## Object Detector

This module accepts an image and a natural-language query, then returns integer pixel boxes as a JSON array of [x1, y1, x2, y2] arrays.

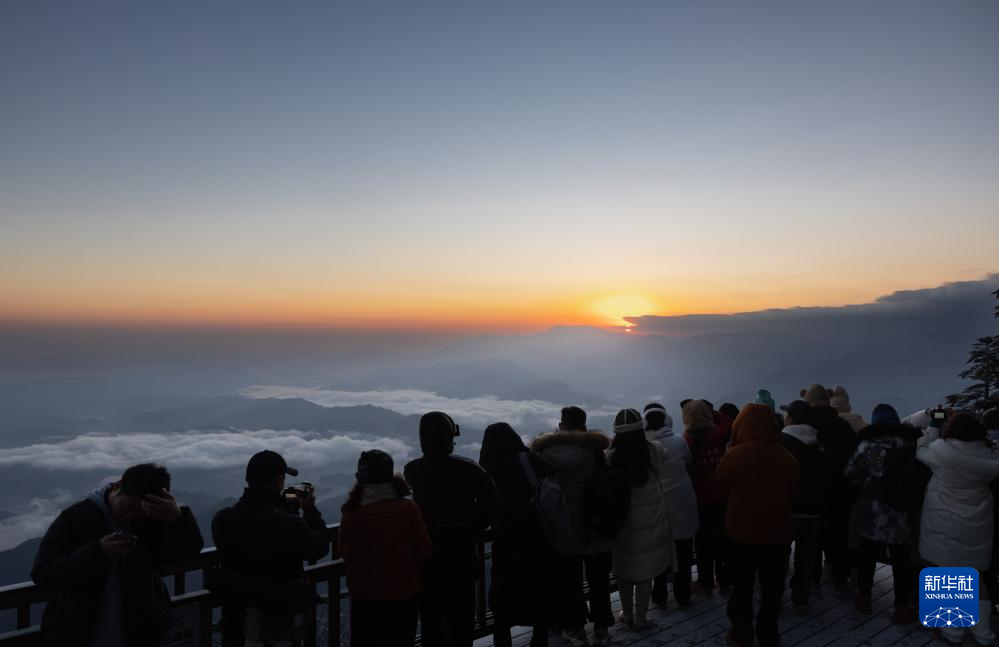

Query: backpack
[[581, 450, 632, 540], [518, 452, 571, 550], [879, 444, 932, 513]]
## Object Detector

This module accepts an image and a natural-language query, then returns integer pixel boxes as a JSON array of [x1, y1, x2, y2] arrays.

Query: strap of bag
[[518, 452, 539, 488]]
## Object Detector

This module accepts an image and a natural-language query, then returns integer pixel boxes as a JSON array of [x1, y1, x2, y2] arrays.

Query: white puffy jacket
[[608, 442, 674, 581], [646, 428, 700, 539], [917, 434, 999, 570]]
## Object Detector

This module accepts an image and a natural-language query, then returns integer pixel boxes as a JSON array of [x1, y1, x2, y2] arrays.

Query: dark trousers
[[652, 538, 693, 606], [815, 498, 851, 585], [695, 502, 729, 588], [419, 551, 476, 647], [492, 620, 549, 647], [727, 540, 789, 647], [856, 537, 911, 607], [788, 516, 821, 605], [351, 596, 419, 647], [555, 551, 614, 631]]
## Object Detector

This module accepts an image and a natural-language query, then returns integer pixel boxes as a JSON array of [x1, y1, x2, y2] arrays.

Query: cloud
[[0, 429, 415, 474], [242, 385, 618, 431], [627, 275, 998, 340], [0, 489, 77, 551]]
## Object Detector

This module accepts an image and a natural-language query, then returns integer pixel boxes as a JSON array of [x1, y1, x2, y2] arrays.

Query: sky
[[1, 1, 997, 331]]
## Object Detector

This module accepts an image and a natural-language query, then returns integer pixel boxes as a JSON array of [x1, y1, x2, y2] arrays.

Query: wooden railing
[[0, 524, 497, 647]]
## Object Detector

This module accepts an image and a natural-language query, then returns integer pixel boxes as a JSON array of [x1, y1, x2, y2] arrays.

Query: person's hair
[[119, 463, 171, 497], [943, 412, 987, 443], [560, 406, 587, 430], [341, 474, 411, 514], [610, 429, 654, 487], [645, 410, 667, 430], [719, 403, 739, 421]]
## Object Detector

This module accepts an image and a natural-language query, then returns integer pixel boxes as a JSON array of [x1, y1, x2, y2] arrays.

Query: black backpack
[[879, 445, 932, 513], [581, 450, 631, 540]]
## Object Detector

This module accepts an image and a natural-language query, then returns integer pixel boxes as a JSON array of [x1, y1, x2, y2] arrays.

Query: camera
[[930, 406, 948, 422], [280, 481, 315, 515], [112, 530, 137, 544]]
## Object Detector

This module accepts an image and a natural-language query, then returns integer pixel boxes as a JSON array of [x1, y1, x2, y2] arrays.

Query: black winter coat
[[404, 453, 499, 567], [211, 489, 329, 646], [480, 440, 558, 625], [31, 498, 204, 647], [812, 405, 858, 502], [779, 431, 835, 516]]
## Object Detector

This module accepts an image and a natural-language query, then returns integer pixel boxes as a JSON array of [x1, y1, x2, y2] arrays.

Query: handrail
[[0, 523, 497, 647]]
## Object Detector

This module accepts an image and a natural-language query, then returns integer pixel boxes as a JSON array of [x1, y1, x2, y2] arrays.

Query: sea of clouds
[[0, 429, 414, 473], [241, 385, 619, 431]]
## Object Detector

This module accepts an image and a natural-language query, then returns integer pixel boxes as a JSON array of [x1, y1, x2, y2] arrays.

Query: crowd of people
[[27, 384, 999, 647]]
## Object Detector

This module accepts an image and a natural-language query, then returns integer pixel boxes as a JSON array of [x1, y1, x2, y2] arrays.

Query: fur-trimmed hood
[[857, 422, 922, 444], [530, 429, 610, 454]]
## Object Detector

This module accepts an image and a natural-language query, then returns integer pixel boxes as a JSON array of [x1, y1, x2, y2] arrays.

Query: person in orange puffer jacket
[[338, 450, 433, 647], [715, 404, 799, 647]]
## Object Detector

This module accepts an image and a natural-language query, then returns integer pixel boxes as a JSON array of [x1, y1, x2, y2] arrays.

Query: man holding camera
[[404, 411, 499, 647], [212, 450, 330, 647], [31, 463, 204, 647]]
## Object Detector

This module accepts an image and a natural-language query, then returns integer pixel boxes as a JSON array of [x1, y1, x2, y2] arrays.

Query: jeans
[[788, 516, 821, 605], [350, 596, 419, 647], [554, 551, 614, 631], [726, 540, 789, 647]]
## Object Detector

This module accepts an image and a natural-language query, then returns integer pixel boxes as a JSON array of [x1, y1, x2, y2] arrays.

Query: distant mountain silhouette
[[0, 536, 40, 591], [115, 396, 420, 438]]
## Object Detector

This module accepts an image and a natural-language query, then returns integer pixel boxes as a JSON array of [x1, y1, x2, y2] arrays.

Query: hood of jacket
[[731, 404, 780, 446], [683, 400, 715, 433], [530, 429, 609, 455], [781, 424, 818, 446]]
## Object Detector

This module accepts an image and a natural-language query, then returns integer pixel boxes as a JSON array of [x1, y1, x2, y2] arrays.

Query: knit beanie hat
[[871, 404, 900, 426], [356, 449, 394, 485], [800, 383, 830, 407], [643, 402, 673, 431], [754, 389, 776, 411], [830, 385, 852, 413], [419, 411, 459, 455], [613, 408, 645, 434]]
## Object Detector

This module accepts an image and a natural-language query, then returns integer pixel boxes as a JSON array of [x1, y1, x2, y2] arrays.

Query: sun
[[589, 294, 660, 329]]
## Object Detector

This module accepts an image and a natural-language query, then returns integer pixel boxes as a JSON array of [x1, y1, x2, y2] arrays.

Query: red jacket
[[338, 498, 432, 601], [683, 422, 731, 504]]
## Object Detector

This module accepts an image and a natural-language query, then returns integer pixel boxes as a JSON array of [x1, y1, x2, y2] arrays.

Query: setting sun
[[589, 294, 661, 328]]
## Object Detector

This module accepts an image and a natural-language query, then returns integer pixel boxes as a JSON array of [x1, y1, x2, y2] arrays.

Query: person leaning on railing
[[210, 450, 330, 647], [31, 463, 204, 647]]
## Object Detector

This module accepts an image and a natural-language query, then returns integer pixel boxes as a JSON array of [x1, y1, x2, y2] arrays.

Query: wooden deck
[[474, 563, 993, 647]]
